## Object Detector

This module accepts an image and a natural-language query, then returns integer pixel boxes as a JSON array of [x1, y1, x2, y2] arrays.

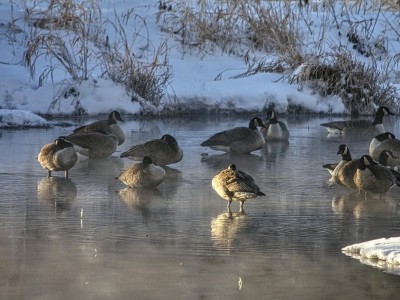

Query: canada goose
[[73, 111, 125, 145], [116, 156, 165, 188], [369, 132, 398, 161], [37, 138, 78, 178], [201, 117, 266, 153], [378, 150, 400, 170], [63, 130, 118, 159], [354, 155, 400, 195], [261, 110, 290, 141], [212, 164, 265, 211], [320, 106, 394, 135], [327, 144, 359, 189], [322, 163, 338, 176], [120, 134, 183, 166]]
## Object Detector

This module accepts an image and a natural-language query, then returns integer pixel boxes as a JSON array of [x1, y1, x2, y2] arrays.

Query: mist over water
[[1, 116, 400, 299]]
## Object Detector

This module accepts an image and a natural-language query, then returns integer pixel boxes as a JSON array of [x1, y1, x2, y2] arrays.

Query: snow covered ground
[[342, 237, 400, 276], [5, 0, 400, 124]]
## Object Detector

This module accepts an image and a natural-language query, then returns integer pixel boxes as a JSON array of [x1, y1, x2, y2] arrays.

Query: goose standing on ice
[[38, 138, 78, 178], [212, 164, 265, 212]]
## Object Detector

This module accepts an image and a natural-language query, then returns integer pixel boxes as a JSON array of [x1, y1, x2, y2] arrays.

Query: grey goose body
[[201, 117, 266, 154], [212, 164, 265, 211], [378, 150, 400, 170], [74, 111, 125, 145], [369, 132, 400, 162], [261, 110, 290, 141], [354, 155, 400, 195], [38, 138, 78, 178], [116, 156, 165, 188], [120, 134, 183, 166], [320, 106, 394, 135], [64, 130, 118, 159]]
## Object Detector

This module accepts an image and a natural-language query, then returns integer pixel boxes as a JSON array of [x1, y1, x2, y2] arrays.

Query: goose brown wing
[[369, 165, 396, 184], [66, 133, 103, 149], [73, 120, 109, 133], [122, 139, 166, 158], [226, 170, 259, 193], [341, 160, 359, 188], [320, 120, 370, 130], [201, 127, 250, 146]]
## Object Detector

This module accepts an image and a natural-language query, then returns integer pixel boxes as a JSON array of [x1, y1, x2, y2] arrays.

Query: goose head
[[142, 156, 153, 167], [228, 164, 237, 171], [337, 144, 352, 161], [358, 155, 378, 170], [249, 117, 266, 129], [108, 111, 124, 124], [266, 110, 278, 124]]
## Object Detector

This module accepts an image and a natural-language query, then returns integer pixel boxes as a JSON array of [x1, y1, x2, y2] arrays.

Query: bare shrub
[[290, 49, 399, 114], [23, 1, 172, 111], [156, 0, 303, 65], [102, 9, 173, 110], [24, 0, 103, 83]]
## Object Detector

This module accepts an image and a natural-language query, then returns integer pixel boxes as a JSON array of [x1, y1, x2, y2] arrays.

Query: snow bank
[[342, 237, 400, 276]]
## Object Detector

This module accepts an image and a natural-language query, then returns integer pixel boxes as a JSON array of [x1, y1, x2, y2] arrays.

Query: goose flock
[[322, 106, 400, 196], [38, 106, 398, 212]]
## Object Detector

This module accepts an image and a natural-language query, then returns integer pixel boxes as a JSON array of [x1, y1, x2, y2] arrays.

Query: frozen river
[[1, 115, 400, 299]]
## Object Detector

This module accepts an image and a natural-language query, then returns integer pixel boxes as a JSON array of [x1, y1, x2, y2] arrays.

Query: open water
[[1, 115, 400, 299]]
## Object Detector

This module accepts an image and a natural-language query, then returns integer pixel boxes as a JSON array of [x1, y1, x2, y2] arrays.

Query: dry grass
[[290, 50, 399, 114], [23, 0, 172, 111], [156, 0, 303, 65]]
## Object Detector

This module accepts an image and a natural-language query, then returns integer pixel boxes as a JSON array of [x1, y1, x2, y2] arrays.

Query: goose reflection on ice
[[331, 192, 362, 216], [331, 192, 399, 218], [74, 156, 124, 178], [118, 187, 165, 222], [37, 177, 77, 211], [118, 187, 163, 210], [211, 210, 247, 251], [263, 141, 289, 158]]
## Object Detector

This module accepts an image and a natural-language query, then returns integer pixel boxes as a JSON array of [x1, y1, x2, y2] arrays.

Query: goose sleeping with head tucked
[[37, 138, 78, 178], [120, 134, 183, 166], [201, 117, 266, 154], [116, 156, 165, 188], [212, 164, 265, 211], [320, 106, 394, 136]]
